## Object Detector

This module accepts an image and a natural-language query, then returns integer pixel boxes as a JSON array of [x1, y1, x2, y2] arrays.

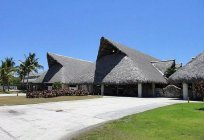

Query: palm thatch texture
[[151, 60, 175, 76], [23, 72, 41, 83], [35, 37, 176, 86], [34, 53, 94, 84], [169, 51, 204, 83], [74, 37, 168, 85]]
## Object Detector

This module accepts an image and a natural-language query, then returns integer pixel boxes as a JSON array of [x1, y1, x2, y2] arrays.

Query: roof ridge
[[47, 52, 93, 63], [151, 59, 175, 63]]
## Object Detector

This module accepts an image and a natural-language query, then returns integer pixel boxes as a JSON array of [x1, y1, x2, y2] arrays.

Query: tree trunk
[[22, 76, 25, 90], [22, 76, 25, 85], [3, 85, 5, 92], [27, 73, 29, 91], [7, 83, 10, 91]]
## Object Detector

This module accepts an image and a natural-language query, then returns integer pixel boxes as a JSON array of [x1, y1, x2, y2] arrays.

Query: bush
[[53, 82, 62, 90], [26, 89, 89, 98], [195, 81, 204, 100], [163, 85, 182, 98]]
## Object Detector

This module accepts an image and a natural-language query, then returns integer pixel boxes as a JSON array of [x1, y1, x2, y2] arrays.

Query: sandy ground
[[0, 97, 186, 140]]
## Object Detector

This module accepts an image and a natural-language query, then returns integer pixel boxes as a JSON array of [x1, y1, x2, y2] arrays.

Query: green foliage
[[17, 53, 44, 89], [0, 58, 16, 91], [52, 82, 62, 90], [16, 63, 27, 81], [24, 53, 44, 75], [10, 76, 21, 85], [165, 66, 177, 78]]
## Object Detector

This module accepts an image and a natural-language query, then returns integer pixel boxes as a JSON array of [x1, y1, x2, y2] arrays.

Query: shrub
[[52, 82, 62, 90], [26, 89, 89, 98], [195, 81, 204, 100]]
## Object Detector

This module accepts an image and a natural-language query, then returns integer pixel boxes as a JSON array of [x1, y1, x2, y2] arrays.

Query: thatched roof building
[[169, 51, 204, 100], [34, 53, 94, 84], [73, 37, 168, 85], [169, 52, 204, 83], [23, 72, 42, 83], [34, 37, 178, 97]]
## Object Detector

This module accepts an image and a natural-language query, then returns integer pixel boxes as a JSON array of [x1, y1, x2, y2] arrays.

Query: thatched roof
[[34, 53, 94, 84], [175, 63, 182, 69], [33, 71, 47, 83], [151, 60, 175, 75], [72, 37, 167, 84], [23, 72, 42, 83], [169, 51, 204, 83]]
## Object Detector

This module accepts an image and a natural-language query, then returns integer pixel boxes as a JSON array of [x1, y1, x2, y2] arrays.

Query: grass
[[0, 96, 100, 106], [74, 103, 204, 140]]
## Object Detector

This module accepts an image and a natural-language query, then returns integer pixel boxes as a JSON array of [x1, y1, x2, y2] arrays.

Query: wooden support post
[[101, 84, 104, 96], [183, 83, 188, 100]]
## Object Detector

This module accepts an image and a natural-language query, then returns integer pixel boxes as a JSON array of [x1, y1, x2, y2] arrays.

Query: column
[[183, 83, 188, 100], [138, 83, 142, 97], [101, 84, 104, 96]]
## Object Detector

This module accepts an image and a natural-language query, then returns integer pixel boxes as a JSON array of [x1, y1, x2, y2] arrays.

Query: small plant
[[53, 82, 62, 90]]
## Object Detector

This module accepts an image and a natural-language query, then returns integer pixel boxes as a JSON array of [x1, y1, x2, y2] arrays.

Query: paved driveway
[[0, 97, 185, 140]]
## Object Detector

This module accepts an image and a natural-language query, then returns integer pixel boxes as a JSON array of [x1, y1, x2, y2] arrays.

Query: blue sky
[[0, 0, 204, 70]]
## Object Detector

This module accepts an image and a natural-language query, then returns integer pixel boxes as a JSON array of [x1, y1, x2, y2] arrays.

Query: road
[[0, 97, 185, 140]]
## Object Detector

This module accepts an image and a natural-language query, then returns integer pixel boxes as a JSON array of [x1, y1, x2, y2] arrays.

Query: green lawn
[[0, 96, 100, 106], [74, 103, 204, 140]]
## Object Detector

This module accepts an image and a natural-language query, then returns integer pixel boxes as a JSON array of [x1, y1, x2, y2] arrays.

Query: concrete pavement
[[0, 97, 186, 140]]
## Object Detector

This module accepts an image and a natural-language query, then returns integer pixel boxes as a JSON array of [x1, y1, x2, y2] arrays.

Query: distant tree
[[10, 76, 21, 86], [0, 58, 16, 91]]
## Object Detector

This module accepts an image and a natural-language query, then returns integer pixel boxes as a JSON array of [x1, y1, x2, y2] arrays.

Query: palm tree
[[5, 58, 16, 91], [16, 62, 27, 85], [0, 58, 16, 92], [19, 53, 43, 90], [0, 61, 7, 92]]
